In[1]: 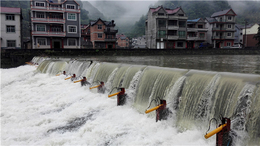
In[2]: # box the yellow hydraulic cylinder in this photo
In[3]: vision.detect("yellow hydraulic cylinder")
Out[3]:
[74,79,83,83]
[145,104,163,114]
[89,85,101,89]
[204,123,227,139]
[56,73,61,76]
[108,91,121,98]
[65,76,72,80]
[25,62,33,65]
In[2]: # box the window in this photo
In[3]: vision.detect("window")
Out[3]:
[7,40,16,47]
[98,33,103,38]
[68,26,77,33]
[228,24,232,29]
[158,20,166,27]
[227,42,231,46]
[158,13,164,16]
[158,30,166,38]
[178,14,184,16]
[178,31,186,38]
[6,25,15,33]
[168,20,177,26]
[36,25,45,31]
[67,4,75,9]
[177,42,183,47]
[240,33,243,35]
[36,2,44,7]
[216,33,219,36]
[98,24,102,29]
[228,16,232,20]
[179,21,186,28]
[216,24,219,28]
[36,12,45,18]
[199,33,205,38]
[51,26,62,32]
[68,39,76,46]
[227,32,232,37]
[168,30,177,36]
[6,14,15,20]
[68,13,76,20]
[37,38,46,45]
[198,25,203,28]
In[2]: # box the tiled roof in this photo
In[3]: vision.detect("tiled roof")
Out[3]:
[0,7,21,14]
[211,9,232,17]
[150,6,180,15]
[187,18,201,23]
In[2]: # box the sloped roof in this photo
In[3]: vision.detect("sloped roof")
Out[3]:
[187,18,201,23]
[211,9,236,17]
[90,18,114,27]
[205,17,217,23]
[150,6,181,15]
[0,7,21,14]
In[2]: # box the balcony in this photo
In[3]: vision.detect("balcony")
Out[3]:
[168,35,179,40]
[104,28,118,34]
[187,36,196,40]
[31,6,80,13]
[168,25,179,30]
[104,38,117,42]
[31,17,65,23]
[32,31,65,37]
[197,36,206,41]
[187,28,197,32]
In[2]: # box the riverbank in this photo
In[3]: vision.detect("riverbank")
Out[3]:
[1,48,260,68]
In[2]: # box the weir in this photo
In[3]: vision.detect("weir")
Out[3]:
[33,56,260,145]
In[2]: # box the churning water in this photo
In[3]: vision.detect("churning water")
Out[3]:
[1,56,260,145]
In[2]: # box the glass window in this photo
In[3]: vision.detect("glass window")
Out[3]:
[228,24,232,28]
[68,13,76,20]
[36,12,45,18]
[98,33,103,38]
[67,5,75,9]
[37,38,46,45]
[6,25,15,32]
[51,26,62,32]
[168,30,177,36]
[228,16,232,20]
[36,25,45,31]
[198,25,203,28]
[178,14,184,16]
[68,39,76,46]
[68,26,76,33]
[98,24,102,29]
[158,13,164,16]
[178,31,186,38]
[227,42,231,46]
[158,20,166,27]
[199,33,205,38]
[179,21,186,28]
[36,2,44,7]
[7,40,16,47]
[6,14,15,20]
[227,32,232,36]
[168,20,177,26]
[158,30,166,38]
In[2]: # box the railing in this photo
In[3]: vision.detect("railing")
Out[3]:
[187,28,197,32]
[32,31,65,36]
[104,38,117,42]
[168,35,179,40]
[31,6,80,12]
[31,17,65,23]
[168,26,179,30]
[104,28,118,33]
[187,36,197,40]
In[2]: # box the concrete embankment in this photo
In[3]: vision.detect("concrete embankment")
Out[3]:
[1,48,260,68]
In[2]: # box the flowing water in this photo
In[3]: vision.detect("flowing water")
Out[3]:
[1,56,260,145]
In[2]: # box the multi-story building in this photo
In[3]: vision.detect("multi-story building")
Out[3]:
[146,6,188,49]
[205,9,236,48]
[187,18,208,48]
[89,18,118,49]
[132,35,146,49]
[116,34,129,48]
[30,0,81,49]
[81,24,92,48]
[242,23,259,47]
[0,7,22,49]
[234,24,243,47]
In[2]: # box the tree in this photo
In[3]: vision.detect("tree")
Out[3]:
[253,26,260,47]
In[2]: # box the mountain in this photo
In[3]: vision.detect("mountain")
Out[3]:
[79,1,106,21]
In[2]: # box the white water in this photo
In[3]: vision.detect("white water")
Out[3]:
[1,65,215,145]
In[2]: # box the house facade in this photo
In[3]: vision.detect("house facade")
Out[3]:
[89,18,118,49]
[205,9,237,48]
[0,7,22,49]
[116,34,129,48]
[242,23,259,47]
[30,0,81,49]
[146,6,188,49]
[187,18,208,48]
[81,24,92,48]
[132,35,146,49]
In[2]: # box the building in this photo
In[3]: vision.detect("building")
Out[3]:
[187,18,208,48]
[132,35,146,49]
[89,18,118,49]
[242,23,259,47]
[234,24,244,47]
[146,6,188,49]
[81,24,92,48]
[205,9,237,48]
[116,34,129,48]
[0,7,22,49]
[30,0,81,49]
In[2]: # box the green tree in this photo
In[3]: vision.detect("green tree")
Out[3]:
[253,26,260,47]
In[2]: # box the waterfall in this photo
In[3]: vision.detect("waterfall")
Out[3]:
[33,57,260,145]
